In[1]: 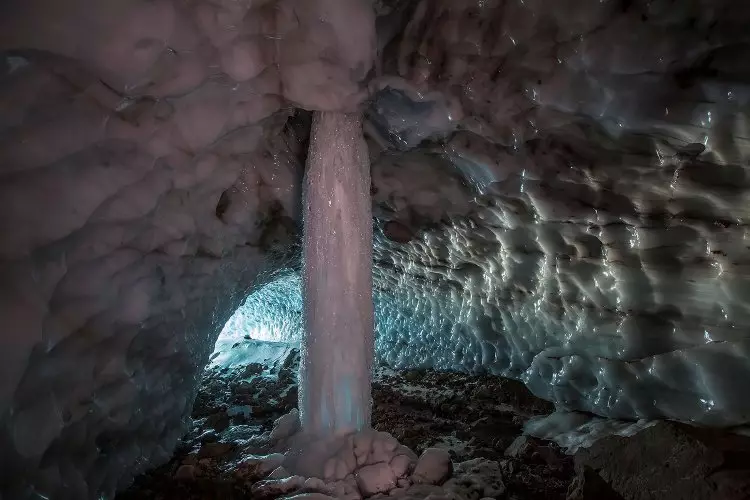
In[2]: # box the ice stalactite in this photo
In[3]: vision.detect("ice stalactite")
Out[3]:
[300,111,374,436]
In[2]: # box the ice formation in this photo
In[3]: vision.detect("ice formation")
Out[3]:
[2,0,750,498]
[252,410,483,500]
[299,111,374,435]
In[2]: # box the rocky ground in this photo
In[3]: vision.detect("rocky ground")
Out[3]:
[118,349,750,500]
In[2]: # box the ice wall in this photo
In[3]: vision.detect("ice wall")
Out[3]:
[219,0,750,429]
[0,0,373,496]
[369,0,750,427]
[300,112,374,436]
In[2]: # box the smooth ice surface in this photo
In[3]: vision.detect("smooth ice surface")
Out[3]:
[300,112,374,436]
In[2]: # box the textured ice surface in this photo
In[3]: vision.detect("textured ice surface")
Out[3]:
[300,112,374,436]
[263,411,420,498]
[367,0,750,428]
[0,0,374,496]
[524,411,657,454]
[217,272,303,345]
[219,0,750,435]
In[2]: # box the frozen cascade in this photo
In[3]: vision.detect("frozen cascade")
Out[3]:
[300,111,374,436]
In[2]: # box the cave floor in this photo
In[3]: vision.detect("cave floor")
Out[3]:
[117,349,750,500]
[117,349,576,499]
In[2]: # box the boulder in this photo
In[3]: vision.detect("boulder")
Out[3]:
[411,448,452,485]
[575,422,750,500]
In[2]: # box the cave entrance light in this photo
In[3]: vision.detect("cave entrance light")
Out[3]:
[211,272,302,368]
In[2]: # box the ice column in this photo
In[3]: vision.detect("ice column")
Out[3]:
[300,111,374,436]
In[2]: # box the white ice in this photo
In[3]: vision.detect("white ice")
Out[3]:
[299,111,374,436]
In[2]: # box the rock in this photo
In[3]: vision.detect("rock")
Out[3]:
[353,431,374,466]
[446,459,506,499]
[174,464,195,480]
[243,362,264,376]
[268,466,292,479]
[227,405,252,418]
[238,453,286,478]
[411,448,452,485]
[270,409,300,442]
[198,441,233,459]
[282,494,337,500]
[251,475,305,498]
[574,421,750,500]
[390,454,413,478]
[356,462,397,496]
[402,484,445,497]
[198,430,219,443]
[504,435,536,459]
[205,412,230,431]
[394,444,418,462]
[303,477,330,492]
[472,386,494,399]
[236,380,253,393]
[567,464,624,500]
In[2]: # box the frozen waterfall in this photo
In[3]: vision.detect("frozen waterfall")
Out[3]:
[299,111,374,436]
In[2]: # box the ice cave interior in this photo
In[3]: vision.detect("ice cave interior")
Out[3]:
[2,0,750,499]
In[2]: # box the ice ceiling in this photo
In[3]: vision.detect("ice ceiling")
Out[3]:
[2,0,750,498]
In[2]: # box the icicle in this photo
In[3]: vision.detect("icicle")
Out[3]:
[300,111,374,436]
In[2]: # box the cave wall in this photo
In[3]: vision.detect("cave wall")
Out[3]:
[0,53,297,500]
[368,0,750,427]
[2,0,750,498]
[0,0,374,496]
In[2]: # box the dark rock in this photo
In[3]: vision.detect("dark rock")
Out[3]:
[504,435,541,459]
[567,464,624,500]
[472,386,493,399]
[243,363,264,376]
[412,448,453,485]
[574,421,750,500]
[198,442,233,459]
[198,430,219,443]
[236,380,253,393]
[205,412,230,432]
[174,464,196,481]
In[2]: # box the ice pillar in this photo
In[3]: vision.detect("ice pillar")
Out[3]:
[300,111,374,436]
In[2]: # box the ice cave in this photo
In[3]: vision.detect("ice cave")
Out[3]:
[2,0,750,499]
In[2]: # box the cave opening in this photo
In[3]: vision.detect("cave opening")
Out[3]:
[210,271,302,369]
